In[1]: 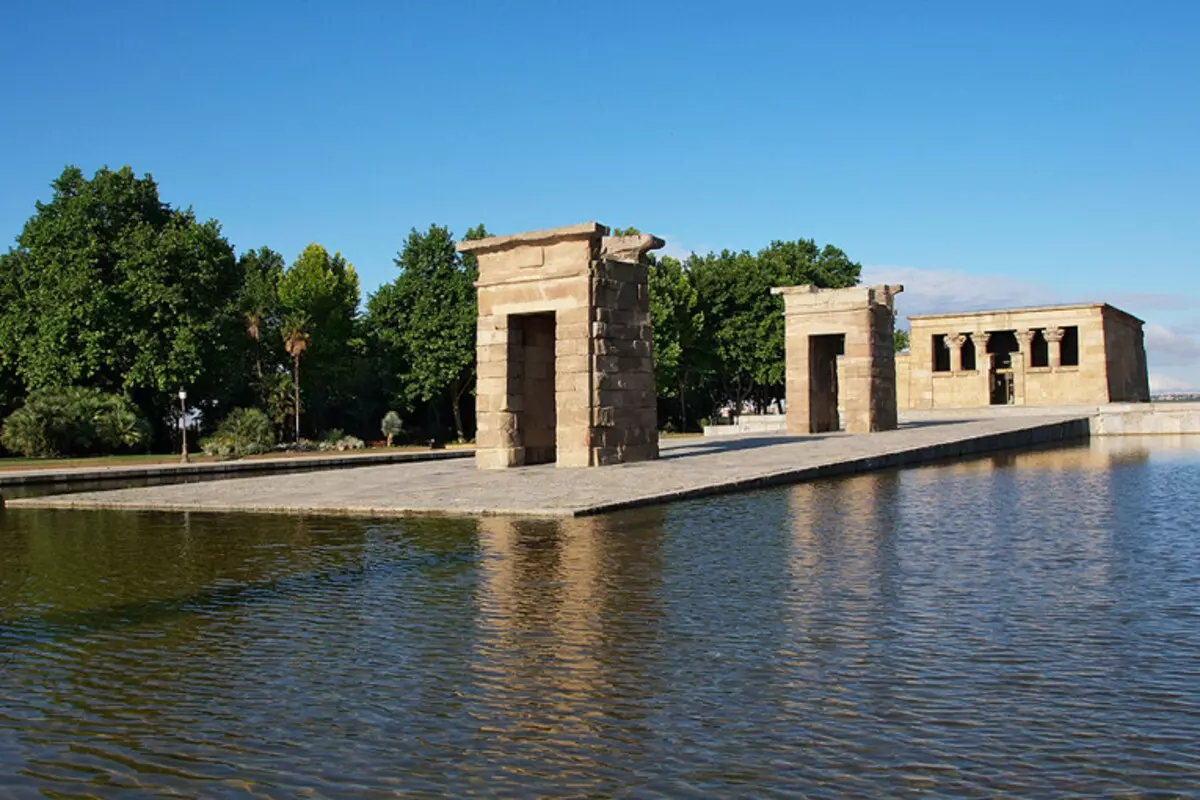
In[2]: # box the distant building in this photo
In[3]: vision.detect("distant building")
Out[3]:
[896,303,1150,409]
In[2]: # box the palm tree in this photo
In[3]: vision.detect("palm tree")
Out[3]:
[245,308,266,381]
[282,315,310,442]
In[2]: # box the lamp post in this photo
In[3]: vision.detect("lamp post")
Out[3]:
[178,388,189,464]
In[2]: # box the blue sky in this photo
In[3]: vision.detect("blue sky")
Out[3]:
[2,1,1197,387]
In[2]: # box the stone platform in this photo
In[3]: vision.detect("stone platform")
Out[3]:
[6,414,1089,518]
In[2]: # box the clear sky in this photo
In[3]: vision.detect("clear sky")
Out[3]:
[2,1,1197,388]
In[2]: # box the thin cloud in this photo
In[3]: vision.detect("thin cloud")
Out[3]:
[861,265,1061,323]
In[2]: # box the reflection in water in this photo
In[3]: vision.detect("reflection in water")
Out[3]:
[0,437,1198,796]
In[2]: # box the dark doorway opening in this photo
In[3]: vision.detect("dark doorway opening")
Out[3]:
[808,334,845,432]
[962,333,977,371]
[1031,330,1049,367]
[508,312,557,465]
[1061,326,1079,366]
[932,335,951,372]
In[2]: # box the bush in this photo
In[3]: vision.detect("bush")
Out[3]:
[200,408,274,459]
[381,410,402,446]
[0,388,150,458]
[317,434,364,452]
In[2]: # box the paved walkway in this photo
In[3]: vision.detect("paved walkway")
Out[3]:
[6,414,1089,517]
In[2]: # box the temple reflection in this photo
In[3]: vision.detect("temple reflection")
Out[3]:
[473,510,666,752]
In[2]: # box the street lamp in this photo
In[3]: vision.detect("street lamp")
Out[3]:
[178,388,189,464]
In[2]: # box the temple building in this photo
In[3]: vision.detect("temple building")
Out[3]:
[896,303,1150,409]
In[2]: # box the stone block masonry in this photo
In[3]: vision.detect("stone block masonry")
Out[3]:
[772,284,904,435]
[459,223,663,469]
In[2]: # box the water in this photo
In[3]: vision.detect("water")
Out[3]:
[1,437,1198,797]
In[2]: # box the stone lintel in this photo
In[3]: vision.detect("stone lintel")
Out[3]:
[772,284,904,313]
[456,222,607,255]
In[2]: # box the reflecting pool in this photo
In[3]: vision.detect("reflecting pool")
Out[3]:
[1,437,1198,797]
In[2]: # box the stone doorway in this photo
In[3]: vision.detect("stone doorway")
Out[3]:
[508,312,557,465]
[808,334,845,432]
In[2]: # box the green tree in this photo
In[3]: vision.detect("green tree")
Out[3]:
[381,410,403,447]
[277,244,360,436]
[369,224,486,441]
[237,246,285,384]
[648,255,706,431]
[0,166,243,440]
[894,328,910,352]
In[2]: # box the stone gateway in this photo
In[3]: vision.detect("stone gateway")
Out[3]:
[459,223,663,469]
[772,284,904,435]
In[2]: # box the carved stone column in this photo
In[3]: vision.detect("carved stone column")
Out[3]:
[1044,326,1065,368]
[974,332,992,402]
[974,332,991,368]
[944,333,967,372]
[1015,329,1035,362]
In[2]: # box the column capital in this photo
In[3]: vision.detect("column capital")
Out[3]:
[943,333,968,349]
[1043,326,1065,343]
[1015,329,1036,348]
[974,331,991,348]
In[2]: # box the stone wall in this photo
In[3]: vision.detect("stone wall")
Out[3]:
[1102,307,1151,402]
[461,223,661,469]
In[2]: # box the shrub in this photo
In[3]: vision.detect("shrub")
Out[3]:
[316,434,365,452]
[200,408,274,459]
[380,410,402,447]
[0,388,150,458]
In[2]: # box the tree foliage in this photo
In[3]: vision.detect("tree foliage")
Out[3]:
[0,163,873,453]
[0,387,150,457]
[0,166,242,445]
[200,407,274,459]
[368,223,485,441]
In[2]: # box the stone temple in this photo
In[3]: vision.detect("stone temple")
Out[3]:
[896,303,1150,409]
[459,223,662,469]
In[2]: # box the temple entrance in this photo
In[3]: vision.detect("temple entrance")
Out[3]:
[507,312,557,465]
[986,330,1019,406]
[990,362,1015,405]
[808,334,845,432]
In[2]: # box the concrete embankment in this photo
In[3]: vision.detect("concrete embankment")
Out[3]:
[8,414,1090,518]
[0,448,472,491]
[1092,402,1200,435]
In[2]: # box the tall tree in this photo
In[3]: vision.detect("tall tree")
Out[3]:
[369,224,486,441]
[277,244,360,436]
[281,315,310,442]
[0,165,242,441]
[237,246,285,384]
[648,255,706,431]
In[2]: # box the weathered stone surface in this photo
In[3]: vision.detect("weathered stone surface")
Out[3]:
[467,223,662,469]
[897,303,1150,410]
[772,284,903,435]
[9,413,1091,518]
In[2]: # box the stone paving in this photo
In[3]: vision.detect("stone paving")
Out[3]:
[7,413,1089,518]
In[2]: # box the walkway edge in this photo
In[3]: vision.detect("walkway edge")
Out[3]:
[570,416,1092,516]
[0,448,473,488]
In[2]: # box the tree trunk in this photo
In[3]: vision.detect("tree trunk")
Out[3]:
[450,378,466,442]
[386,433,394,447]
[293,355,301,442]
[678,373,688,433]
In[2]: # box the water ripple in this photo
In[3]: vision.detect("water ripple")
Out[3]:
[0,438,1198,796]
